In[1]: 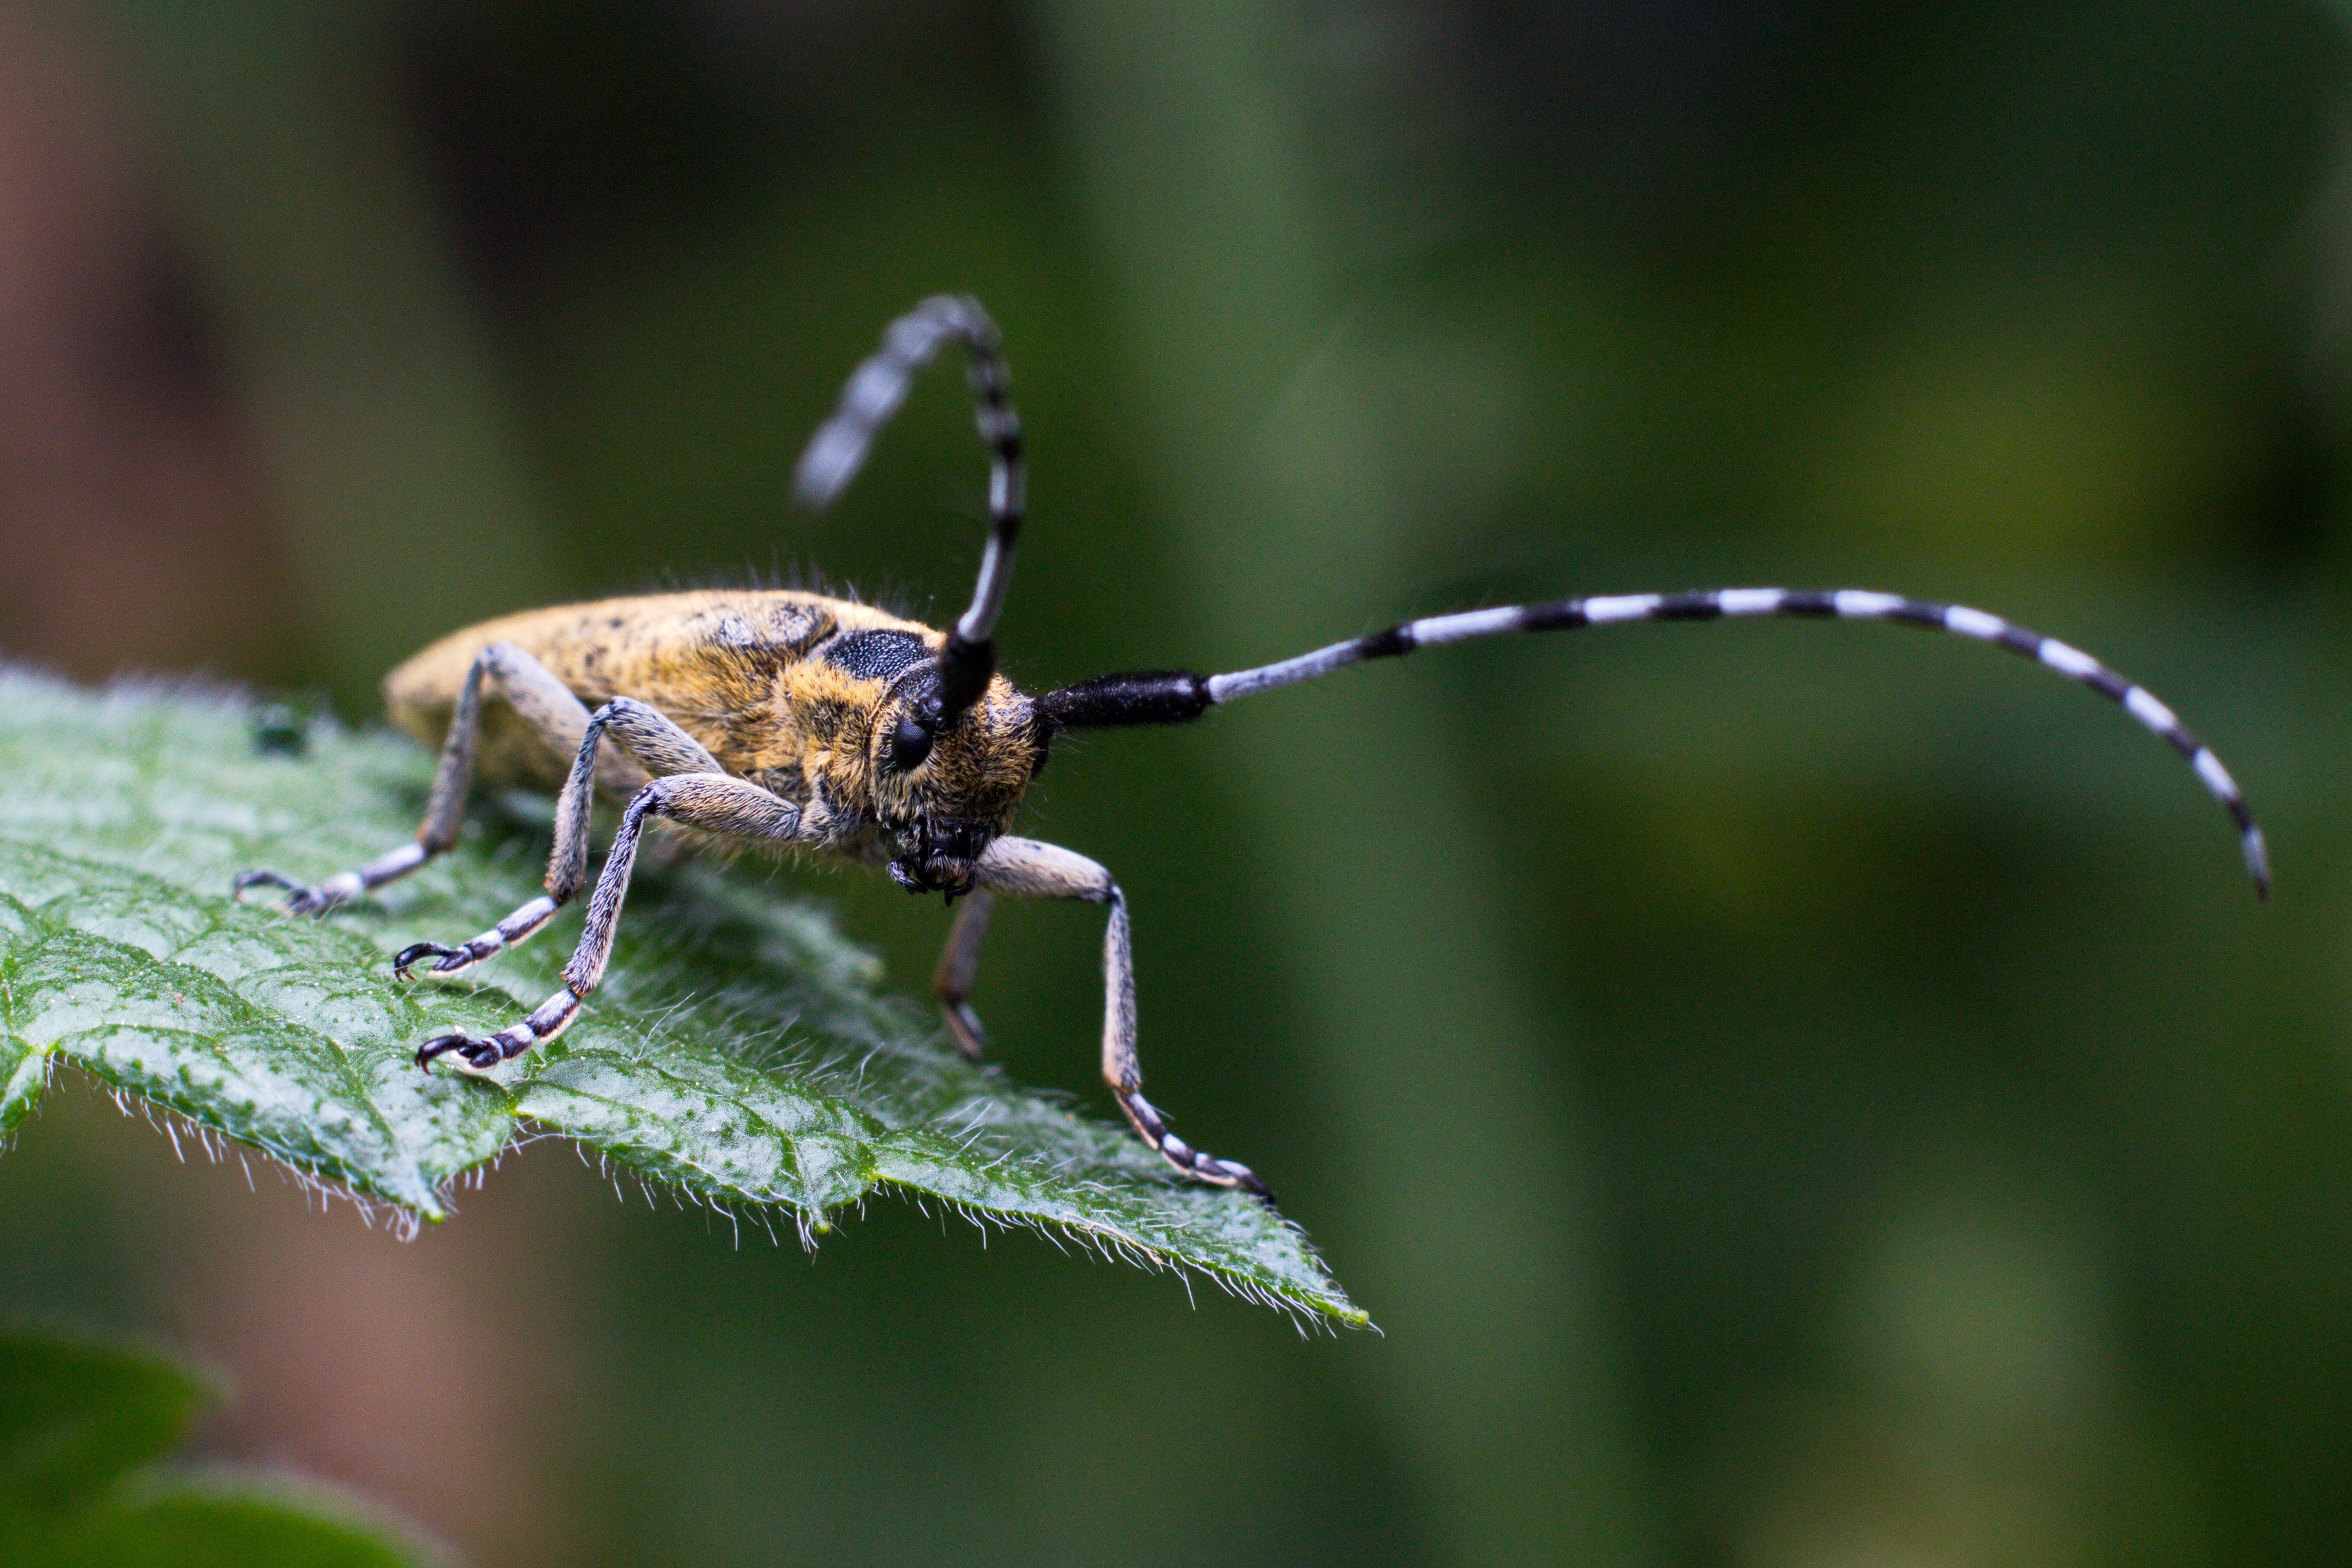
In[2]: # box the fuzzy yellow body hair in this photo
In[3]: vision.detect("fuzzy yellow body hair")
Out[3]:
[383,590,1031,853]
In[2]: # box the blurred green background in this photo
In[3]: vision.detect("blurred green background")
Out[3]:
[2,0,2348,1563]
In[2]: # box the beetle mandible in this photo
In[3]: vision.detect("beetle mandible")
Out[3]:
[235,295,2269,1203]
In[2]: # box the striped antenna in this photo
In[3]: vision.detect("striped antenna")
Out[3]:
[1042,588,2269,896]
[794,295,1024,723]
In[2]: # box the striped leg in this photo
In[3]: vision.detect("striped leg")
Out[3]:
[234,641,646,916]
[416,773,804,1075]
[1039,588,2269,897]
[934,890,996,1062]
[394,697,720,982]
[972,837,1271,1201]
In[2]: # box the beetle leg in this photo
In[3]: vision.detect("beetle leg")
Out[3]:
[969,837,1271,1201]
[416,773,804,1074]
[932,890,995,1061]
[392,893,562,983]
[399,697,720,981]
[234,641,646,916]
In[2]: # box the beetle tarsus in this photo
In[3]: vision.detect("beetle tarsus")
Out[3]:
[943,1000,989,1063]
[393,941,477,981]
[415,1033,504,1074]
[231,868,342,916]
[1117,1088,1276,1206]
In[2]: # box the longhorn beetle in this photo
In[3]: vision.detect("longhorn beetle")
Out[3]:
[235,296,2269,1203]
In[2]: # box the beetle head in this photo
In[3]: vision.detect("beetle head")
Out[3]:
[867,666,1046,897]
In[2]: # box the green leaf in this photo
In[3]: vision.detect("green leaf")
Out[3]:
[0,1329,208,1510]
[0,670,1362,1326]
[0,1327,429,1567]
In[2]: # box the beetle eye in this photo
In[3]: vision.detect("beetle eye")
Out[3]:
[889,714,935,772]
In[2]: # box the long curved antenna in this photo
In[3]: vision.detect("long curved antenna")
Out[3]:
[1037,588,2270,897]
[794,295,1023,724]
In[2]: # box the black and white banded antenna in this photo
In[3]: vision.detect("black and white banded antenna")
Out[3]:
[1037,588,2271,897]
[795,294,1023,728]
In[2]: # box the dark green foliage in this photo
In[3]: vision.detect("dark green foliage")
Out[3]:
[0,1326,426,1566]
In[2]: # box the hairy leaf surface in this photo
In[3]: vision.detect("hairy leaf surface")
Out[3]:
[0,670,1361,1326]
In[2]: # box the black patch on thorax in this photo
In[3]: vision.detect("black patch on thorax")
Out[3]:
[823,629,930,681]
